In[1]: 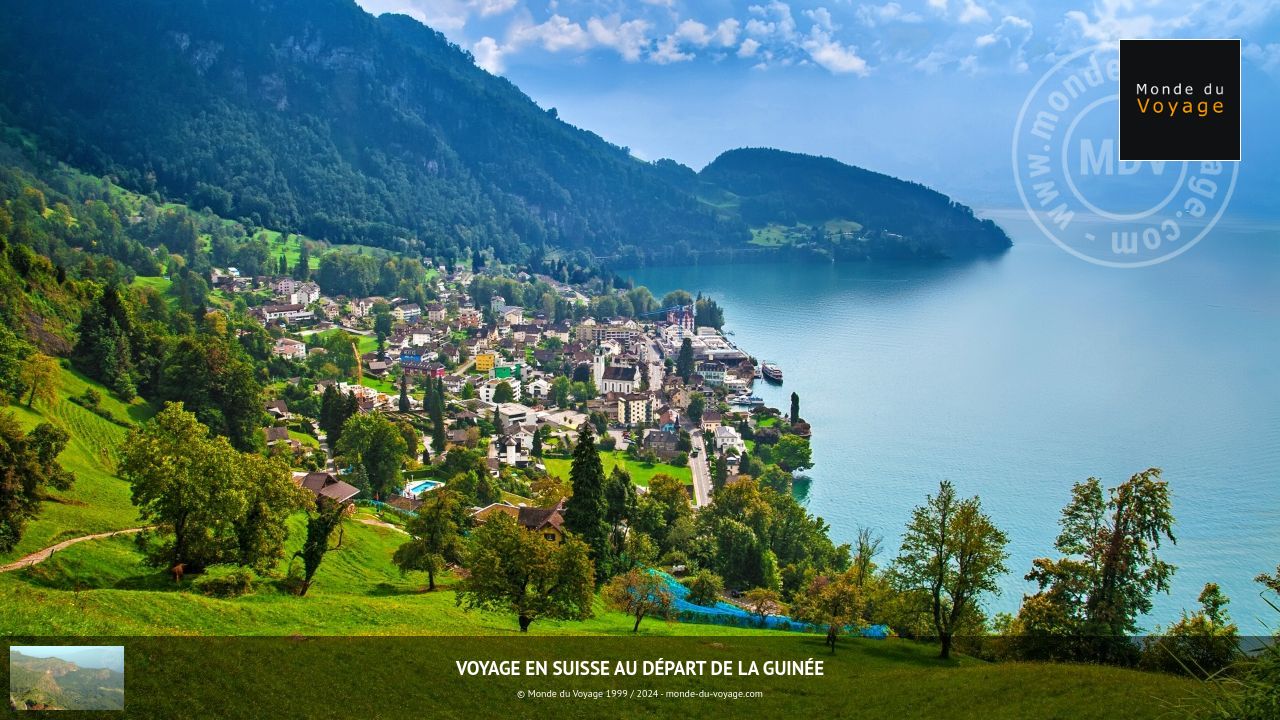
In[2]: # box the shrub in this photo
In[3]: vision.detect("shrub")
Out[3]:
[194,569,255,598]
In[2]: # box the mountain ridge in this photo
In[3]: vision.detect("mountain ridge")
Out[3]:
[0,0,1008,265]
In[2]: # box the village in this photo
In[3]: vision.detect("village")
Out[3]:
[218,262,810,532]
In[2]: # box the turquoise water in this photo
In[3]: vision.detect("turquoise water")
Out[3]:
[626,213,1280,635]
[405,480,442,496]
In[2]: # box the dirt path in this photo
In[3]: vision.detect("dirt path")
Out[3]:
[0,528,148,574]
[355,516,408,534]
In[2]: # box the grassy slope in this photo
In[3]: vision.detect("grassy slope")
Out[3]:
[544,451,693,488]
[0,366,149,563]
[0,513,768,637]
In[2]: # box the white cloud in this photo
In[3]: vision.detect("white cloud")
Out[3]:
[957,0,990,24]
[971,15,1032,72]
[804,7,835,31]
[472,36,505,72]
[738,37,762,57]
[587,16,652,62]
[674,19,712,47]
[652,34,695,64]
[802,26,869,75]
[855,2,923,27]
[927,0,947,12]
[713,18,741,47]
[468,0,517,18]
[1244,42,1280,75]
[509,14,592,52]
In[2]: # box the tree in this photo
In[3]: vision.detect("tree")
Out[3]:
[398,374,411,412]
[293,240,311,280]
[742,587,785,625]
[772,434,813,473]
[684,569,724,607]
[0,414,73,552]
[531,426,543,458]
[393,488,465,590]
[790,570,867,646]
[789,392,800,425]
[1011,469,1176,663]
[676,338,694,381]
[564,423,611,581]
[335,413,408,500]
[293,495,347,596]
[893,480,1009,659]
[604,568,676,632]
[319,386,356,448]
[456,513,595,632]
[687,393,705,423]
[19,353,58,408]
[551,376,572,407]
[1141,582,1239,677]
[492,381,515,404]
[120,403,305,571]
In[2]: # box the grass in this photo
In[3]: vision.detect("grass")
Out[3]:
[543,450,693,487]
[0,366,150,564]
[0,520,1202,719]
[749,219,864,247]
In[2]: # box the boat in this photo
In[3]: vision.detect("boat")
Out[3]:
[761,362,783,383]
[729,394,765,407]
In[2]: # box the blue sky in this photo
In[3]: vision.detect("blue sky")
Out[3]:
[354,0,1280,211]
[12,646,125,672]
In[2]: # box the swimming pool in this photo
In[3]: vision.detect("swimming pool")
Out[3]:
[403,479,442,498]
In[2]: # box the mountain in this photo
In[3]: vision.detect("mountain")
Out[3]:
[0,0,1008,265]
[9,650,125,711]
[700,148,1012,260]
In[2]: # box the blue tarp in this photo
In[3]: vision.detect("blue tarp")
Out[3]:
[654,570,889,637]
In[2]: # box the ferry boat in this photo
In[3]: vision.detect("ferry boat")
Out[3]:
[729,394,765,407]
[761,362,783,383]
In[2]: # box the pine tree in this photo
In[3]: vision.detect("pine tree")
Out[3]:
[676,338,694,381]
[398,374,410,412]
[294,241,311,281]
[564,423,611,582]
[790,392,800,425]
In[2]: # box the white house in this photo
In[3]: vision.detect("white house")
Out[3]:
[714,425,746,455]
[272,337,307,360]
[600,364,640,394]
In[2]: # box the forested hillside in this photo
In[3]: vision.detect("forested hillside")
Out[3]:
[0,0,1008,266]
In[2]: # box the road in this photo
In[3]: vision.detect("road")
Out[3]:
[0,528,150,574]
[689,431,712,507]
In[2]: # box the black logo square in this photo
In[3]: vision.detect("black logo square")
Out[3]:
[1119,39,1240,161]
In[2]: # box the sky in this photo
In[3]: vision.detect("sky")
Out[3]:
[353,0,1280,212]
[12,646,126,672]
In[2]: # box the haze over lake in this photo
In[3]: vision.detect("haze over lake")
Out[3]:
[627,213,1280,635]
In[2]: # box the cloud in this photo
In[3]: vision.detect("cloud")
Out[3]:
[957,0,990,24]
[472,36,505,72]
[855,2,923,27]
[652,34,695,64]
[712,18,741,47]
[804,7,835,31]
[509,14,592,52]
[738,37,762,57]
[1244,42,1280,75]
[674,19,712,47]
[587,16,652,62]
[972,15,1032,72]
[802,26,869,75]
[468,0,517,18]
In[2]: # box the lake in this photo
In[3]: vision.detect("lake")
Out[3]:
[625,212,1280,635]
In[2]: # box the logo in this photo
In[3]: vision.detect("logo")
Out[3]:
[1012,44,1238,268]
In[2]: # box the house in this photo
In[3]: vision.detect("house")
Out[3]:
[263,426,293,446]
[471,500,567,543]
[701,411,723,433]
[695,360,727,387]
[498,403,534,426]
[264,399,290,420]
[713,425,746,455]
[272,337,307,360]
[617,392,655,426]
[457,307,482,327]
[643,429,682,462]
[257,304,313,323]
[392,303,421,322]
[600,364,640,394]
[297,472,360,503]
[288,282,321,306]
[527,377,551,400]
[478,377,522,404]
[474,352,496,373]
[500,306,524,325]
